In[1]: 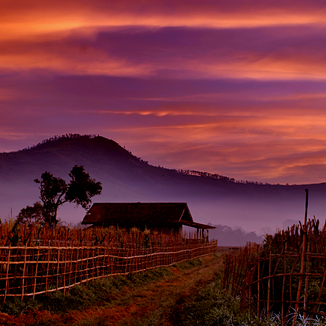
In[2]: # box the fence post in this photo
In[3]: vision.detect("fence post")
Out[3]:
[267,244,271,317]
[56,248,60,291]
[33,245,41,299]
[63,247,67,295]
[46,244,51,295]
[304,243,310,319]
[282,241,287,324]
[21,247,27,300]
[257,249,260,319]
[4,246,11,302]
[293,189,308,326]
[75,247,79,285]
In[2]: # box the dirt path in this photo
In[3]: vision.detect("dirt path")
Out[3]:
[69,250,228,326]
[0,248,232,326]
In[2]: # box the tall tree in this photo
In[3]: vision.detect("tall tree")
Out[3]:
[34,172,67,225]
[34,165,102,225]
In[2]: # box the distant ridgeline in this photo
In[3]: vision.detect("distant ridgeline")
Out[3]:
[177,169,235,182]
[176,169,272,186]
[18,133,270,186]
[20,134,100,152]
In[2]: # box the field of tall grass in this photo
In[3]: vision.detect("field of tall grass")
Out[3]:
[0,218,201,248]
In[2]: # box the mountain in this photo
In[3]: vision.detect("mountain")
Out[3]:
[1,134,325,244]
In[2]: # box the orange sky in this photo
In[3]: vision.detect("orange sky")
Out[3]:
[1,0,326,184]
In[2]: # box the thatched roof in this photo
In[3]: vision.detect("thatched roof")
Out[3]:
[82,202,215,230]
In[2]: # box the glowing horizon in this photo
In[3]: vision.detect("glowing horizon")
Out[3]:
[1,0,326,185]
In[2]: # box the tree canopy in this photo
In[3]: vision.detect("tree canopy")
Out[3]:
[16,202,45,226]
[66,165,102,209]
[33,165,102,225]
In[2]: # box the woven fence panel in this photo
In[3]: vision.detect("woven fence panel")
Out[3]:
[0,240,217,301]
[223,219,326,323]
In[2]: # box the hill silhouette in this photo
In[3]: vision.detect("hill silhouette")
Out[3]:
[0,134,325,245]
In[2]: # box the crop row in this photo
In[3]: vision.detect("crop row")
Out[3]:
[0,219,200,248]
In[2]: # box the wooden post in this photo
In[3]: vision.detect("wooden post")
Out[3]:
[75,248,79,284]
[85,248,89,284]
[63,248,67,295]
[46,244,51,295]
[267,245,272,317]
[33,245,40,299]
[257,250,260,318]
[303,242,310,319]
[293,189,308,326]
[92,246,95,277]
[304,189,308,227]
[282,241,287,324]
[4,246,11,302]
[21,247,27,300]
[56,249,60,291]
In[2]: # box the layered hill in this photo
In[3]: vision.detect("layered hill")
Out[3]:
[0,135,325,240]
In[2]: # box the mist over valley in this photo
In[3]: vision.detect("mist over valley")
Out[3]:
[0,135,324,246]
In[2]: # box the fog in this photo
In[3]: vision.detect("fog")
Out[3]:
[1,136,325,246]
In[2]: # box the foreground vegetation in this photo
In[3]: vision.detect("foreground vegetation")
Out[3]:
[223,218,326,325]
[0,218,194,247]
[0,251,324,325]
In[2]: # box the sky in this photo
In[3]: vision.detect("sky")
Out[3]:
[1,0,326,185]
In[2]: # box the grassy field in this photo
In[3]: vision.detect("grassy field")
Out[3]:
[0,247,323,326]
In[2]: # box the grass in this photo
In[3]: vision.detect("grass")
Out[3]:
[167,274,326,326]
[0,266,174,317]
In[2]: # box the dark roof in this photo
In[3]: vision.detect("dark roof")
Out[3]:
[82,202,215,229]
[181,220,216,230]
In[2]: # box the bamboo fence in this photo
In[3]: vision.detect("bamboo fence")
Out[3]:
[223,219,326,324]
[0,240,217,301]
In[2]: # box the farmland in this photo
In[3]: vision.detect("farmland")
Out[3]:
[2,218,326,325]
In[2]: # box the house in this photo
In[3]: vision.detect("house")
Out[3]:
[81,202,215,238]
